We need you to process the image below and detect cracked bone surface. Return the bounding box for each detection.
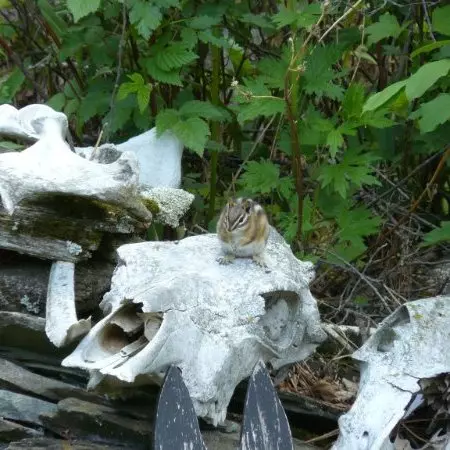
[62,228,326,425]
[0,104,149,221]
[332,296,450,450]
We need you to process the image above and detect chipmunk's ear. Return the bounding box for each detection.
[242,198,252,212]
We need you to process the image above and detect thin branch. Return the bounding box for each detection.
[318,0,364,44]
[422,0,436,42]
[105,1,128,142]
[225,115,276,196]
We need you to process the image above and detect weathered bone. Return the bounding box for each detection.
[45,261,91,347]
[63,229,326,425]
[332,296,450,450]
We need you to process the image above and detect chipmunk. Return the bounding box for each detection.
[216,197,270,267]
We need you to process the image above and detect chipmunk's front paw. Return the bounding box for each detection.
[252,254,268,268]
[217,254,235,265]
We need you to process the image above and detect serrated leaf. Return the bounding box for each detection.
[405,59,450,100]
[326,129,344,157]
[237,97,285,123]
[155,44,198,71]
[239,160,280,194]
[240,13,274,29]
[172,117,210,155]
[432,5,450,36]
[117,82,136,100]
[362,111,395,128]
[144,59,183,86]
[179,100,231,122]
[67,0,101,22]
[362,80,406,113]
[421,222,450,247]
[129,2,162,40]
[155,109,180,135]
[180,27,198,49]
[272,3,320,29]
[137,84,151,113]
[411,40,450,58]
[366,13,402,46]
[304,45,344,99]
[272,7,296,28]
[117,73,147,102]
[316,147,381,198]
[410,93,450,133]
[189,15,221,29]
[197,30,229,48]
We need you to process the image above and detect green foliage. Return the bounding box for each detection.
[238,160,280,194]
[67,0,101,22]
[409,94,450,133]
[2,0,448,272]
[432,5,450,36]
[366,13,403,46]
[405,59,450,100]
[155,100,231,155]
[117,73,152,113]
[421,222,450,247]
[0,67,25,103]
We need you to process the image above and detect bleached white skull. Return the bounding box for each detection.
[63,229,326,425]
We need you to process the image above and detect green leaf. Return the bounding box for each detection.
[116,73,151,111]
[155,109,180,135]
[0,68,25,103]
[67,0,101,22]
[240,13,274,29]
[129,2,162,39]
[237,97,285,123]
[137,84,151,113]
[172,117,210,156]
[432,5,450,36]
[303,45,344,99]
[38,0,67,38]
[239,160,280,194]
[189,15,221,29]
[47,93,66,111]
[272,7,297,28]
[272,3,321,29]
[362,80,406,113]
[409,93,450,133]
[155,44,198,71]
[326,129,344,158]
[342,83,365,119]
[366,13,402,46]
[421,222,450,247]
[197,30,230,48]
[411,40,450,58]
[361,110,395,128]
[144,59,183,86]
[405,59,450,100]
[179,100,231,122]
[316,147,381,198]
